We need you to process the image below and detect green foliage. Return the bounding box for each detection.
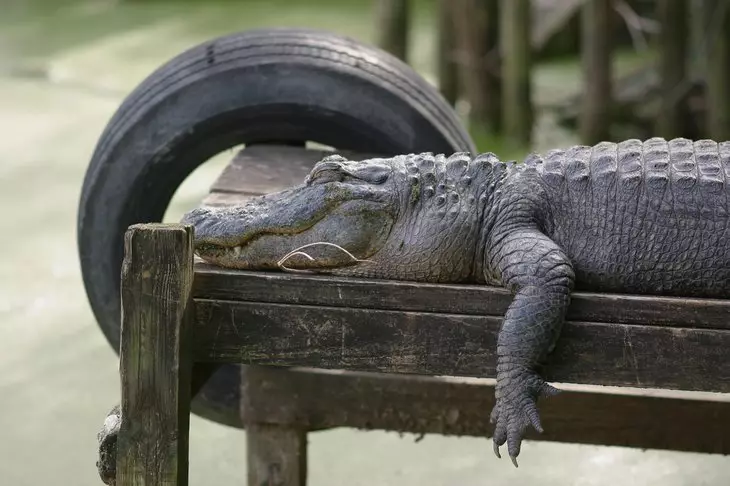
[468,123,529,162]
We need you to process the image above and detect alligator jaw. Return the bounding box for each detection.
[182,184,336,248]
[181,182,395,271]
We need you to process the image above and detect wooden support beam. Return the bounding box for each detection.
[500,0,532,147]
[579,0,613,144]
[656,0,689,138]
[244,386,306,486]
[704,0,730,140]
[374,0,410,62]
[117,224,195,486]
[247,423,308,486]
[244,365,308,486]
[452,0,501,132]
[241,366,730,455]
[689,0,706,77]
[436,0,459,105]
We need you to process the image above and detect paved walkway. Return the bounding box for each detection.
[0,1,727,484]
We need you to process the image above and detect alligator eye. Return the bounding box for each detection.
[305,158,391,186]
[306,168,344,185]
[305,158,348,185]
[345,163,390,184]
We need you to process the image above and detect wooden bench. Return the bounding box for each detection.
[114,145,730,486]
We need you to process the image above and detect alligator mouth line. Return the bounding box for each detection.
[196,188,350,248]
[193,207,337,256]
[196,227,315,255]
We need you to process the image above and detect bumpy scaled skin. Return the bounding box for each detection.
[97,138,730,479]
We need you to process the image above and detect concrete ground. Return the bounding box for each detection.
[0,1,728,485]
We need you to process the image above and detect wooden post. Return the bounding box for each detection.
[117,223,195,486]
[689,0,706,76]
[704,0,730,140]
[579,0,613,145]
[656,0,688,138]
[243,366,308,486]
[374,0,410,62]
[453,0,501,133]
[436,0,459,105]
[500,0,532,148]
[247,424,308,486]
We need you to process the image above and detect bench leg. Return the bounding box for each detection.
[247,424,308,486]
[117,223,195,486]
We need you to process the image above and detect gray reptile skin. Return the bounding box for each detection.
[96,137,730,479]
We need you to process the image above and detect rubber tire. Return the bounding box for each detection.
[77,27,475,428]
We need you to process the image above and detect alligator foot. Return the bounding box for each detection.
[96,405,121,485]
[489,370,559,467]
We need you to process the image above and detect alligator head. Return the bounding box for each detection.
[182,152,490,282]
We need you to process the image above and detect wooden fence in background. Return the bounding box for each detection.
[375,0,730,148]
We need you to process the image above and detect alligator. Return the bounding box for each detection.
[97,137,730,480]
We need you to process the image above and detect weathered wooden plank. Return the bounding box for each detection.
[192,265,730,330]
[117,224,194,486]
[247,423,307,486]
[193,300,730,393]
[241,366,730,455]
[208,145,383,198]
[209,145,316,196]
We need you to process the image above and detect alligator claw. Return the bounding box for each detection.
[490,371,559,466]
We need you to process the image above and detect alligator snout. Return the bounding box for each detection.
[180,205,251,248]
[180,206,212,227]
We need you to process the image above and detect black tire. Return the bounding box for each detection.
[77,27,475,428]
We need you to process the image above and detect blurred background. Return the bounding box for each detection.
[1,0,729,484]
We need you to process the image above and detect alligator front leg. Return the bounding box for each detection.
[487,227,574,466]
